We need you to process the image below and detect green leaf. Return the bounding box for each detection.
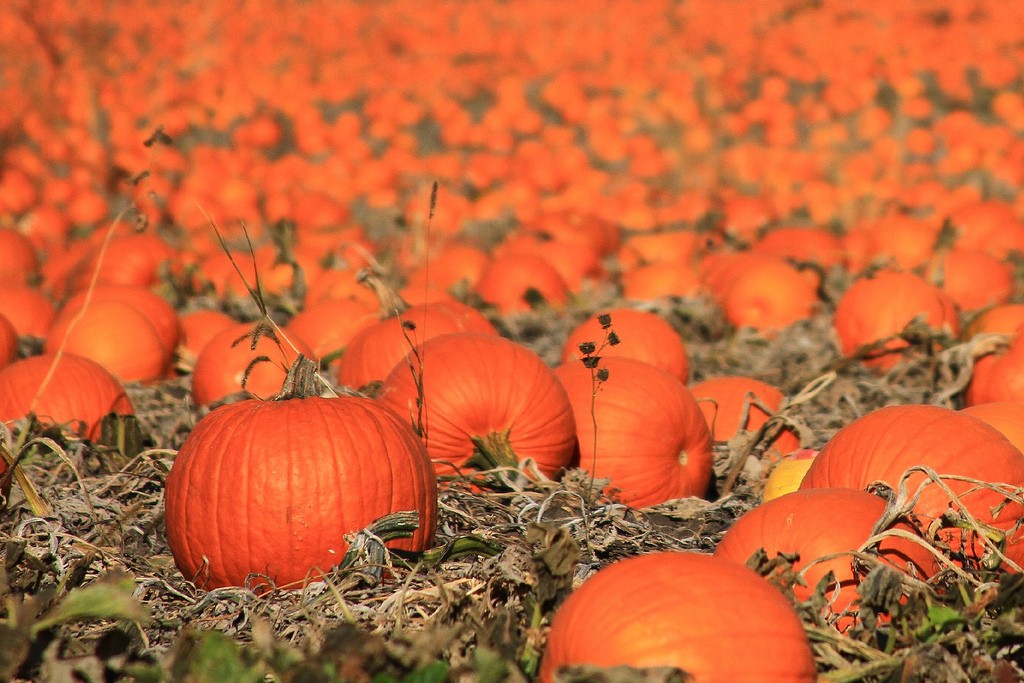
[32,573,148,635]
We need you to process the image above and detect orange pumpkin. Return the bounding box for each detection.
[377,332,576,478]
[561,308,689,382]
[474,252,570,314]
[554,357,713,507]
[540,552,817,683]
[190,322,314,406]
[165,366,437,590]
[177,309,238,365]
[715,488,932,626]
[58,285,182,361]
[0,228,39,284]
[833,270,960,371]
[0,353,133,440]
[45,299,172,383]
[963,304,1024,339]
[966,329,1024,405]
[0,285,57,339]
[337,300,496,390]
[0,313,17,371]
[800,404,1024,571]
[284,297,377,362]
[689,375,800,459]
[960,401,1024,454]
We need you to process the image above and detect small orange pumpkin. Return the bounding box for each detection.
[190,322,314,407]
[689,375,800,459]
[715,488,933,626]
[561,308,689,382]
[833,270,960,371]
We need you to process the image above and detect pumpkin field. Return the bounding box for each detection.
[6,0,1024,680]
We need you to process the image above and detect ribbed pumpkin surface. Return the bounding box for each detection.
[0,352,133,439]
[715,488,933,621]
[554,357,712,507]
[164,395,437,590]
[337,300,497,390]
[540,552,817,683]
[800,404,1024,569]
[377,332,576,478]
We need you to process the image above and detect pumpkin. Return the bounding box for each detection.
[799,404,1024,570]
[190,322,314,407]
[164,358,437,590]
[715,488,932,626]
[57,285,182,360]
[966,329,1024,405]
[561,308,689,382]
[44,299,172,383]
[689,375,800,460]
[540,551,817,683]
[719,257,819,334]
[937,248,1013,312]
[751,226,846,269]
[620,262,703,301]
[832,270,960,371]
[284,296,377,363]
[960,401,1024,454]
[0,228,39,284]
[337,300,496,391]
[474,252,570,314]
[0,352,133,440]
[0,285,57,338]
[63,233,179,293]
[377,332,576,478]
[177,309,237,368]
[963,303,1024,339]
[554,357,713,507]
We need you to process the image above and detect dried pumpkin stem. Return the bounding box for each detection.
[469,429,520,470]
[275,355,321,401]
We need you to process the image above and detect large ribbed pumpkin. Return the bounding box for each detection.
[540,552,817,683]
[715,488,933,626]
[799,405,1024,570]
[554,357,713,507]
[164,365,437,590]
[377,332,576,478]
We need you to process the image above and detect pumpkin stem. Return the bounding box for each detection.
[358,268,408,318]
[469,429,520,470]
[275,354,322,400]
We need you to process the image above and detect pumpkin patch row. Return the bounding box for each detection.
[6,0,1024,679]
